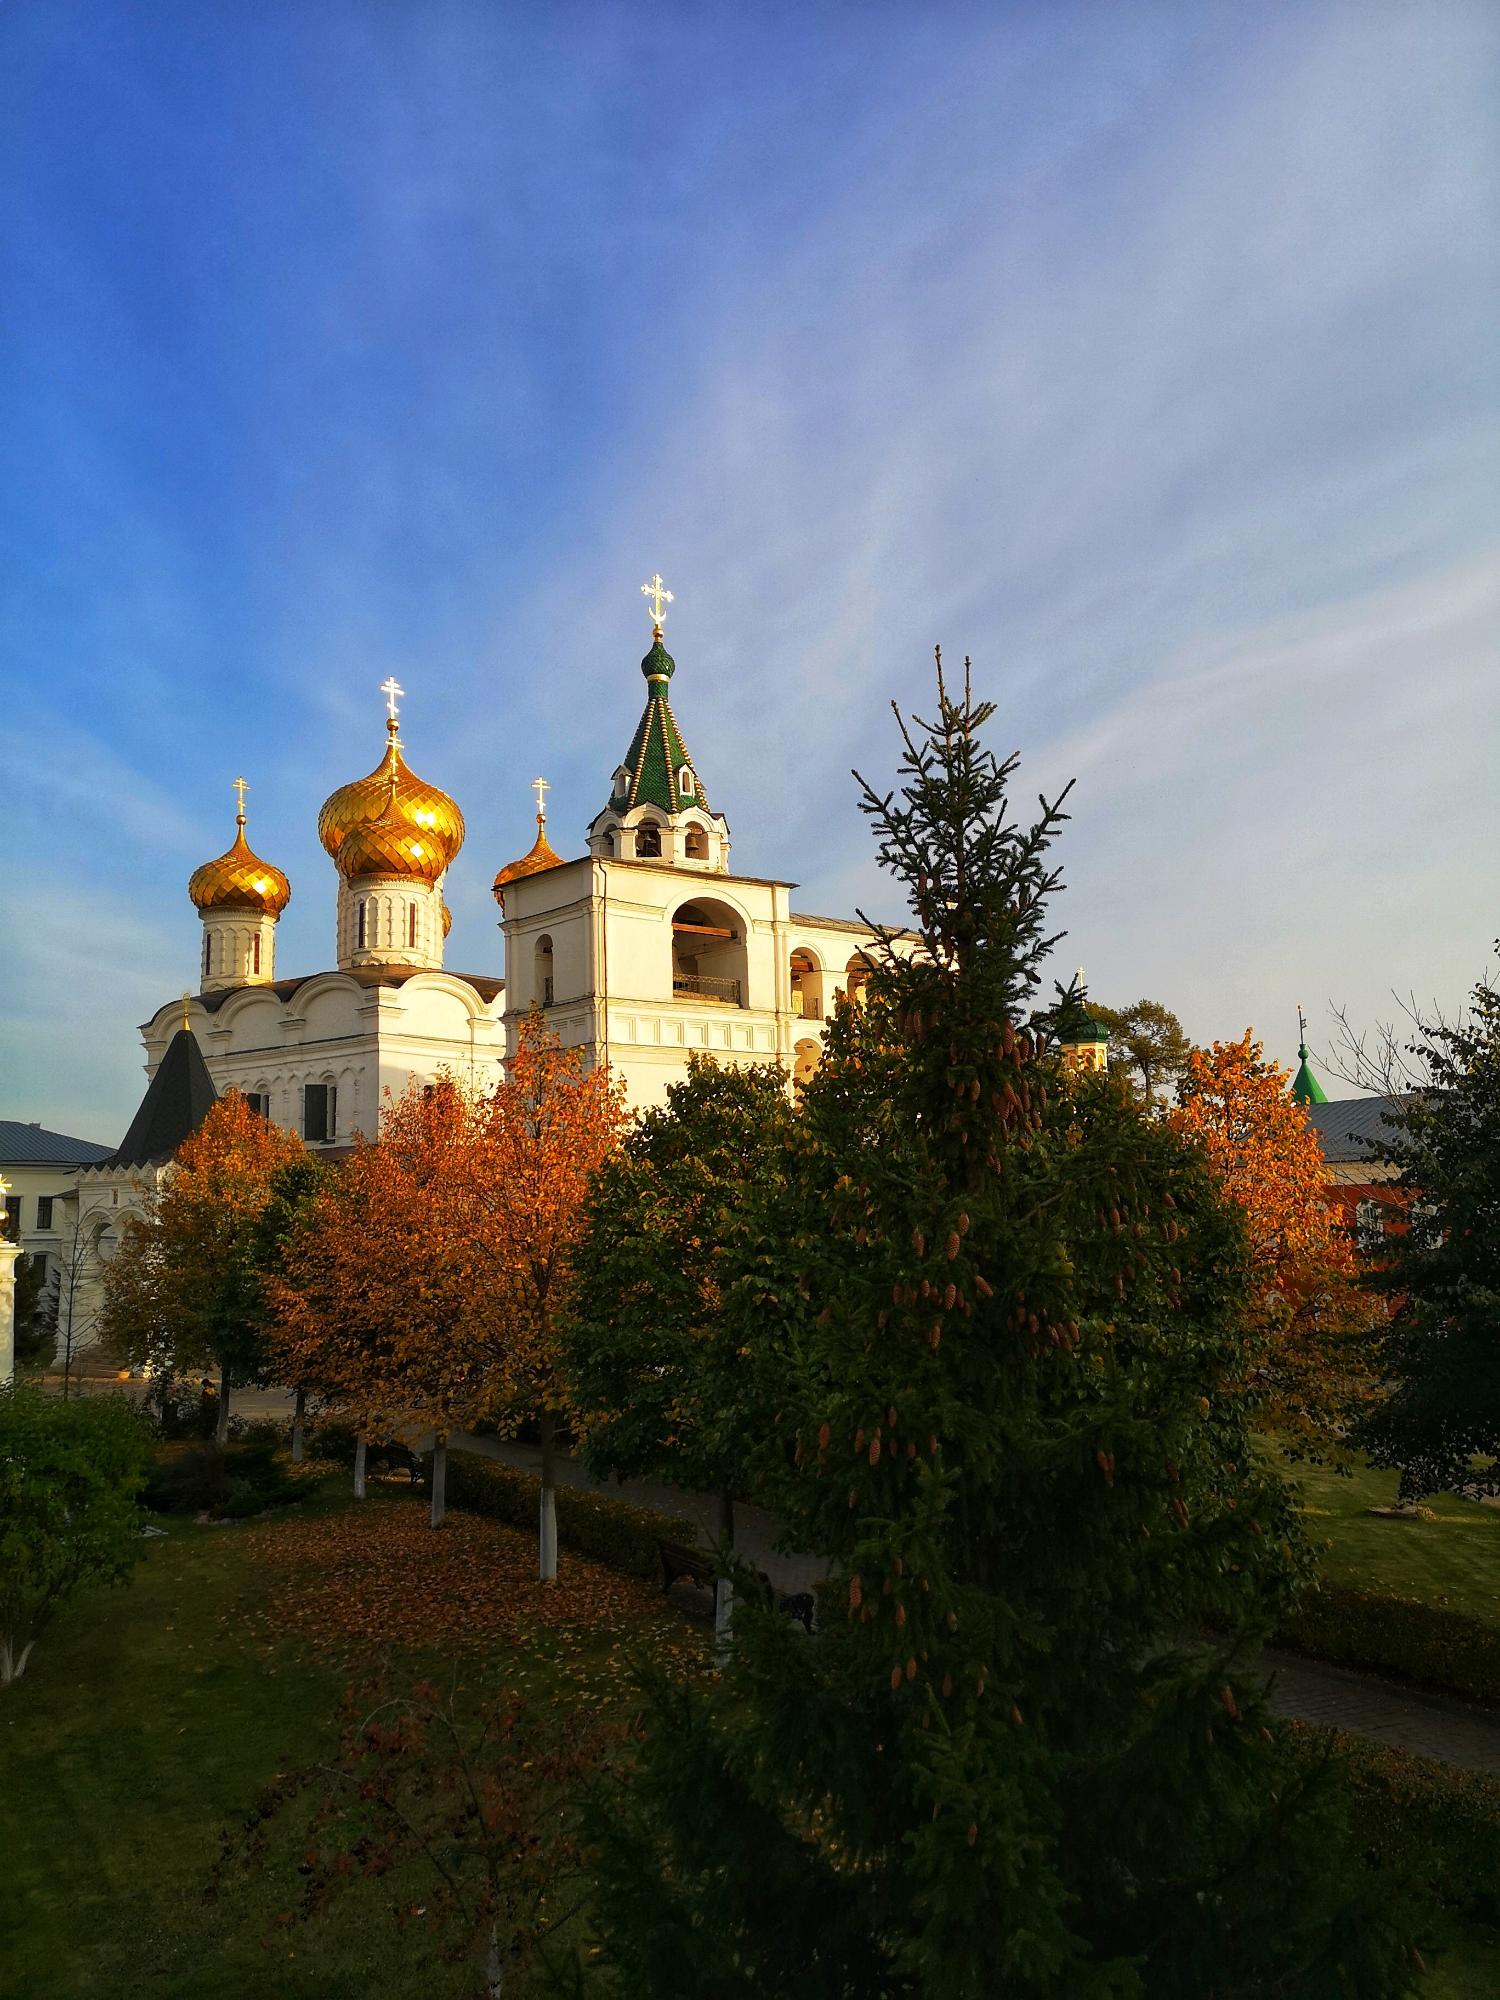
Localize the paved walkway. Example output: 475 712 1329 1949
449 1433 1500 1772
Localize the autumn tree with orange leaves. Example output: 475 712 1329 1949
273 1017 624 1552
99 1092 306 1441
477 1013 626 1578
1168 1032 1381 1459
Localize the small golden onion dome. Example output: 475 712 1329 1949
188 810 291 917
441 901 452 938
318 718 465 885
492 814 565 905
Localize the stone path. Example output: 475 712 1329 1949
451 1432 1500 1772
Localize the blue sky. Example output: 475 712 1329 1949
2 1 1496 1142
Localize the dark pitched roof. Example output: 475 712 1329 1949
104 1029 219 1169
1306 1094 1417 1165
0 1121 116 1167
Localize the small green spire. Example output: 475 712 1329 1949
641 638 675 684
1290 1004 1328 1105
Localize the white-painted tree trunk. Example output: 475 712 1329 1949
431 1436 447 1528
214 1364 231 1445
353 1437 367 1499
715 1487 736 1663
539 1409 558 1581
1 1634 35 1685
290 1386 305 1463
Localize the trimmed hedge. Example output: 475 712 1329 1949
445 1451 689 1583
1290 1723 1500 1921
1277 1583 1500 1708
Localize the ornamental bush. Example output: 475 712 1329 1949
446 1453 685 1583
1277 1584 1500 1707
0 1383 151 1686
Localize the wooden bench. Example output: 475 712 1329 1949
655 1537 816 1634
366 1439 421 1485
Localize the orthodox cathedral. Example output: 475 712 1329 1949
139 579 894 1147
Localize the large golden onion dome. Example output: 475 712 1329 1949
318 712 465 885
188 794 291 917
493 810 565 905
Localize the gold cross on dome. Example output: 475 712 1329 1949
532 775 550 820
232 775 249 820
380 676 405 722
639 573 673 630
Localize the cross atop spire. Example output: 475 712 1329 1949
233 775 249 825
380 676 405 725
532 775 550 822
639 572 673 636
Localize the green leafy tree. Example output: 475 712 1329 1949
564 1055 793 1626
586 656 1421 1998
1095 997 1193 1099
1357 954 1500 1501
0 1383 151 1684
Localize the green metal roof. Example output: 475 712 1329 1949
610 639 710 816
1290 1043 1329 1105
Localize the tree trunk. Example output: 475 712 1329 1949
486 1917 505 1998
353 1437 367 1500
215 1363 231 1445
1 1635 35 1685
290 1386 306 1464
715 1487 736 1659
539 1408 558 1581
430 1435 447 1528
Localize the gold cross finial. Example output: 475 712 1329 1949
180 990 192 1034
639 573 673 634
532 775 550 823
380 676 405 725
232 775 249 825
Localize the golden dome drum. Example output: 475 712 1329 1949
318 718 465 885
188 817 291 917
493 814 565 903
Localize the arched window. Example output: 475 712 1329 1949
793 1039 821 1091
202 932 211 981
844 953 875 1006
636 820 662 859
790 948 824 1020
536 933 555 1007
357 900 367 951
252 933 261 975
671 900 747 1007
613 766 630 801
684 824 709 861
678 766 695 798
408 902 418 949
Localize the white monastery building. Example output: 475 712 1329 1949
135 578 893 1135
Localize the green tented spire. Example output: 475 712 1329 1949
1290 1004 1328 1105
607 634 709 817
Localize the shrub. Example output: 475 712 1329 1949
0 1384 151 1683
1277 1583 1500 1707
1291 1724 1500 1921
446 1453 685 1581
143 1433 299 1519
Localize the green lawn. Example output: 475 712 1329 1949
0 1477 692 2000
1279 1451 1500 1624
4 1462 1494 1998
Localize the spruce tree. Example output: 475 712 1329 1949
586 658 1420 1998
1356 955 1500 1500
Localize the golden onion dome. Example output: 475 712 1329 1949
493 812 565 905
188 801 291 917
318 715 465 885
